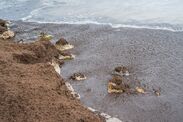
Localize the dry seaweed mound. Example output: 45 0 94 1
0 39 103 122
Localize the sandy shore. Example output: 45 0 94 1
12 21 183 122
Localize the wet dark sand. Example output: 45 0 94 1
13 21 183 122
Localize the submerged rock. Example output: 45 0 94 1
113 66 130 76
153 88 161 96
70 73 87 81
108 76 130 94
55 38 74 51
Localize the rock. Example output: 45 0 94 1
56 38 69 45
135 87 145 94
108 76 130 94
114 66 130 76
153 88 161 96
17 39 24 43
55 38 74 51
0 30 15 39
0 19 7 27
59 52 75 60
38 32 53 41
70 73 87 81
0 26 7 34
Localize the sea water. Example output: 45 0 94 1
0 0 183 31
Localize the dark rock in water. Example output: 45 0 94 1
0 26 7 34
0 19 8 34
0 19 7 27
70 73 87 81
114 66 130 76
108 76 130 93
56 38 69 45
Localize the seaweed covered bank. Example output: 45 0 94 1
0 20 105 122
0 39 105 122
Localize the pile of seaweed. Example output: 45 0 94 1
0 19 104 122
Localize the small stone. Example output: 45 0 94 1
0 26 7 34
70 73 87 81
153 88 161 96
107 76 129 94
135 87 145 94
0 19 7 27
56 38 69 45
55 38 74 51
38 32 53 41
59 52 75 60
114 66 130 76
17 39 24 43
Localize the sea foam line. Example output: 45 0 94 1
21 19 183 32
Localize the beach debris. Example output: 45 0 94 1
113 66 130 76
38 32 53 41
108 76 130 94
70 73 87 81
0 30 15 40
135 87 145 94
153 88 161 96
59 52 75 60
55 38 74 51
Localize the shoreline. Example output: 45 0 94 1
1 20 183 122
15 20 183 32
0 20 123 122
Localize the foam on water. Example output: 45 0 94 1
1 0 183 31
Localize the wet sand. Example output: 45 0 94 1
13 21 183 122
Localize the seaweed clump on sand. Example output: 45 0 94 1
0 19 104 122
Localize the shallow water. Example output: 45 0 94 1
1 0 183 31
